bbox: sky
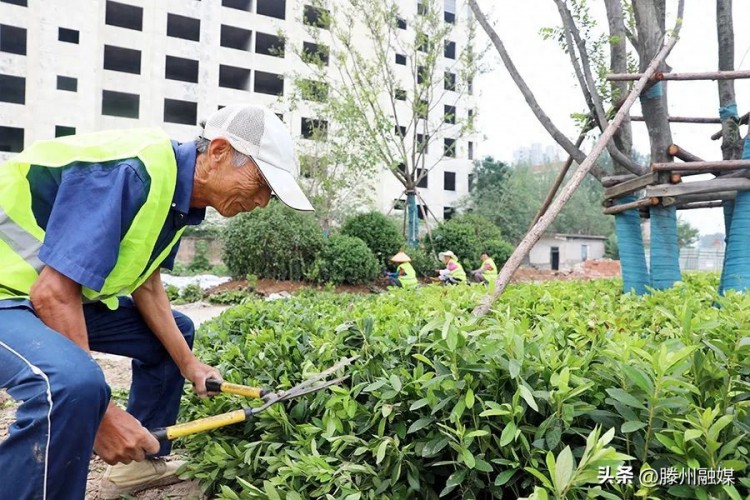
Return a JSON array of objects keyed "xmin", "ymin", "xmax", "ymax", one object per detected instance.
[{"xmin": 475, "ymin": 1, "xmax": 750, "ymax": 236}]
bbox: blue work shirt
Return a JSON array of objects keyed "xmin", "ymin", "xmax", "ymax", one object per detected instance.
[{"xmin": 0, "ymin": 139, "xmax": 205, "ymax": 310}]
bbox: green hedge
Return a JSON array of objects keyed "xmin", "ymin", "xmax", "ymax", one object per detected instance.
[
  {"xmin": 342, "ymin": 212, "xmax": 405, "ymax": 270},
  {"xmin": 310, "ymin": 234, "xmax": 380, "ymax": 285},
  {"xmin": 181, "ymin": 273, "xmax": 750, "ymax": 499},
  {"xmin": 221, "ymin": 201, "xmax": 324, "ymax": 281}
]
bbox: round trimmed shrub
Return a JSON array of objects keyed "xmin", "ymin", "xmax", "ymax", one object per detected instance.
[
  {"xmin": 311, "ymin": 234, "xmax": 380, "ymax": 285},
  {"xmin": 424, "ymin": 219, "xmax": 481, "ymax": 268},
  {"xmin": 341, "ymin": 212, "xmax": 405, "ymax": 269},
  {"xmin": 221, "ymin": 201, "xmax": 324, "ymax": 280},
  {"xmin": 483, "ymin": 239, "xmax": 514, "ymax": 267}
]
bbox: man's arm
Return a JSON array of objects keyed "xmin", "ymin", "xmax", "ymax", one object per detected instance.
[
  {"xmin": 29, "ymin": 266, "xmax": 160, "ymax": 465},
  {"xmin": 131, "ymin": 269, "xmax": 221, "ymax": 396}
]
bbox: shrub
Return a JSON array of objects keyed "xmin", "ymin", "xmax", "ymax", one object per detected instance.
[
  {"xmin": 424, "ymin": 219, "xmax": 481, "ymax": 269},
  {"xmin": 483, "ymin": 239, "xmax": 514, "ymax": 267},
  {"xmin": 183, "ymin": 273, "xmax": 750, "ymax": 499},
  {"xmin": 179, "ymin": 283, "xmax": 203, "ymax": 303},
  {"xmin": 409, "ymin": 246, "xmax": 439, "ymax": 278},
  {"xmin": 221, "ymin": 201, "xmax": 324, "ymax": 281},
  {"xmin": 341, "ymin": 212, "xmax": 405, "ymax": 269},
  {"xmin": 188, "ymin": 240, "xmax": 212, "ymax": 273},
  {"xmin": 164, "ymin": 284, "xmax": 180, "ymax": 301},
  {"xmin": 450, "ymin": 213, "xmax": 503, "ymax": 242},
  {"xmin": 425, "ymin": 215, "xmax": 511, "ymax": 269},
  {"xmin": 310, "ymin": 234, "xmax": 380, "ymax": 285}
]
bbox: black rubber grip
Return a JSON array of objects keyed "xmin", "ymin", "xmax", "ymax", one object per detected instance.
[
  {"xmin": 151, "ymin": 428, "xmax": 169, "ymax": 442},
  {"xmin": 205, "ymin": 378, "xmax": 223, "ymax": 392}
]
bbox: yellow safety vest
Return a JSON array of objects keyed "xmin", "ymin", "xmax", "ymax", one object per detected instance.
[
  {"xmin": 0, "ymin": 128, "xmax": 183, "ymax": 309},
  {"xmin": 483, "ymin": 257, "xmax": 498, "ymax": 281},
  {"xmin": 397, "ymin": 262, "xmax": 418, "ymax": 288},
  {"xmin": 448, "ymin": 258, "xmax": 466, "ymax": 281}
]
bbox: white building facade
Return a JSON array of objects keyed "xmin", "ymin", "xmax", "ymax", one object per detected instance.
[
  {"xmin": 529, "ymin": 234, "xmax": 607, "ymax": 271},
  {"xmin": 0, "ymin": 0, "xmax": 477, "ymax": 222}
]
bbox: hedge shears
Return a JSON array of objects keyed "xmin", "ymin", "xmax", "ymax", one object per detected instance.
[{"xmin": 151, "ymin": 357, "xmax": 354, "ymax": 442}]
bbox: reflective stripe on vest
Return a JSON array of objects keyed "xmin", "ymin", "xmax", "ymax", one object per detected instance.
[
  {"xmin": 0, "ymin": 128, "xmax": 178, "ymax": 309},
  {"xmin": 397, "ymin": 262, "xmax": 418, "ymax": 288},
  {"xmin": 449, "ymin": 259, "xmax": 466, "ymax": 281}
]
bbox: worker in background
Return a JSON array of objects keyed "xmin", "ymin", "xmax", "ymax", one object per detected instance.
[
  {"xmin": 471, "ymin": 252, "xmax": 498, "ymax": 284},
  {"xmin": 437, "ymin": 251, "xmax": 466, "ymax": 285},
  {"xmin": 388, "ymin": 251, "xmax": 419, "ymax": 289},
  {"xmin": 0, "ymin": 104, "xmax": 314, "ymax": 500}
]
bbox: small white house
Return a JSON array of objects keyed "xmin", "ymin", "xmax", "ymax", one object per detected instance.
[{"xmin": 529, "ymin": 233, "xmax": 607, "ymax": 271}]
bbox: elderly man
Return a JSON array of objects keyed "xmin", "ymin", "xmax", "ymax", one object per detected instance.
[{"xmin": 0, "ymin": 104, "xmax": 313, "ymax": 500}]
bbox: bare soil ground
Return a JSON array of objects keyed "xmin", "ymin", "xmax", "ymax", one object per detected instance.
[{"xmin": 0, "ymin": 261, "xmax": 621, "ymax": 498}]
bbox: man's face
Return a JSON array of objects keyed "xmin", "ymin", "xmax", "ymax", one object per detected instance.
[{"xmin": 210, "ymin": 144, "xmax": 272, "ymax": 217}]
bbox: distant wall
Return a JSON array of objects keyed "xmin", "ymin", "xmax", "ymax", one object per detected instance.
[{"xmin": 174, "ymin": 237, "xmax": 223, "ymax": 266}]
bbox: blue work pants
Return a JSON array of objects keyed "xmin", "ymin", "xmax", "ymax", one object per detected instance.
[{"xmin": 0, "ymin": 297, "xmax": 195, "ymax": 500}]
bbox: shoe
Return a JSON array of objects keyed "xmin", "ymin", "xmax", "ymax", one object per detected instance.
[{"xmin": 99, "ymin": 458, "xmax": 186, "ymax": 499}]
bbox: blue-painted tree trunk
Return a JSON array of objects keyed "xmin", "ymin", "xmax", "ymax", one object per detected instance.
[
  {"xmin": 614, "ymin": 195, "xmax": 650, "ymax": 294},
  {"xmin": 406, "ymin": 192, "xmax": 419, "ymax": 248},
  {"xmin": 649, "ymin": 205, "xmax": 682, "ymax": 290},
  {"xmin": 720, "ymin": 137, "xmax": 750, "ymax": 294}
]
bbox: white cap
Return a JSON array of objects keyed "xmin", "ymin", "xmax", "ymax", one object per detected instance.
[{"xmin": 202, "ymin": 104, "xmax": 314, "ymax": 212}]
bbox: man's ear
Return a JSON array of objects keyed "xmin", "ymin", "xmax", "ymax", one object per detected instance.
[{"xmin": 207, "ymin": 138, "xmax": 232, "ymax": 167}]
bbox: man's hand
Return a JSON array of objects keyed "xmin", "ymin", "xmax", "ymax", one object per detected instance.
[
  {"xmin": 94, "ymin": 403, "xmax": 160, "ymax": 465},
  {"xmin": 181, "ymin": 357, "xmax": 223, "ymax": 397}
]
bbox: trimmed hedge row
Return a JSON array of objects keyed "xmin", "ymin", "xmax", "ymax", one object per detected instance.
[{"xmin": 180, "ymin": 273, "xmax": 750, "ymax": 499}]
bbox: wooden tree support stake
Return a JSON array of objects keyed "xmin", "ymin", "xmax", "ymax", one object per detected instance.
[
  {"xmin": 667, "ymin": 144, "xmax": 705, "ymax": 162},
  {"xmin": 602, "ymin": 174, "xmax": 637, "ymax": 187},
  {"xmin": 603, "ymin": 197, "xmax": 660, "ymax": 215},
  {"xmin": 632, "ymin": 116, "xmax": 722, "ymax": 124},
  {"xmin": 471, "ymin": 35, "xmax": 679, "ymax": 317},
  {"xmin": 652, "ymin": 159, "xmax": 750, "ymax": 172},
  {"xmin": 646, "ymin": 177, "xmax": 750, "ymax": 197},
  {"xmin": 676, "ymin": 201, "xmax": 724, "ymax": 210},
  {"xmin": 604, "ymin": 172, "xmax": 657, "ymax": 200},
  {"xmin": 608, "ymin": 70, "xmax": 750, "ymax": 81},
  {"xmin": 662, "ymin": 191, "xmax": 737, "ymax": 206}
]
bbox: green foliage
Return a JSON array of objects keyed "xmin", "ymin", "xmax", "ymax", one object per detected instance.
[
  {"xmin": 678, "ymin": 218, "xmax": 700, "ymax": 249},
  {"xmin": 221, "ymin": 201, "xmax": 324, "ymax": 281},
  {"xmin": 424, "ymin": 219, "xmax": 480, "ymax": 268},
  {"xmin": 164, "ymin": 284, "xmax": 180, "ymax": 302},
  {"xmin": 469, "ymin": 162, "xmax": 614, "ymax": 244},
  {"xmin": 183, "ymin": 273, "xmax": 750, "ymax": 499},
  {"xmin": 409, "ymin": 246, "xmax": 439, "ymax": 278},
  {"xmin": 605, "ymin": 233, "xmax": 619, "ymax": 259},
  {"xmin": 341, "ymin": 212, "xmax": 405, "ymax": 270},
  {"xmin": 188, "ymin": 240, "xmax": 212, "ymax": 273},
  {"xmin": 207, "ymin": 290, "xmax": 253, "ymax": 305},
  {"xmin": 483, "ymin": 239, "xmax": 514, "ymax": 267},
  {"xmin": 179, "ymin": 283, "xmax": 203, "ymax": 303},
  {"xmin": 310, "ymin": 234, "xmax": 380, "ymax": 285},
  {"xmin": 424, "ymin": 214, "xmax": 510, "ymax": 270}
]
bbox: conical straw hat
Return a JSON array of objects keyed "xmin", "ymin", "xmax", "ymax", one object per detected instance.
[{"xmin": 390, "ymin": 251, "xmax": 412, "ymax": 263}]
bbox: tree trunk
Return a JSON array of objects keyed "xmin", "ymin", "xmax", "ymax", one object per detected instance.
[
  {"xmin": 632, "ymin": 0, "xmax": 681, "ymax": 290},
  {"xmin": 473, "ymin": 38, "xmax": 678, "ymax": 316},
  {"xmin": 716, "ymin": 0, "xmax": 748, "ymax": 294},
  {"xmin": 605, "ymin": 0, "xmax": 650, "ymax": 294},
  {"xmin": 406, "ymin": 191, "xmax": 419, "ymax": 247}
]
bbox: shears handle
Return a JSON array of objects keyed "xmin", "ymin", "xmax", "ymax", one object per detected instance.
[
  {"xmin": 205, "ymin": 378, "xmax": 272, "ymax": 399},
  {"xmin": 151, "ymin": 408, "xmax": 252, "ymax": 442}
]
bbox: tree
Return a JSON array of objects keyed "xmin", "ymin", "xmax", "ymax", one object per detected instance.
[
  {"xmin": 468, "ymin": 158, "xmax": 614, "ymax": 244},
  {"xmin": 466, "ymin": 0, "xmax": 685, "ymax": 312},
  {"xmin": 293, "ymin": 0, "xmax": 479, "ymax": 245},
  {"xmin": 677, "ymin": 218, "xmax": 699, "ymax": 249}
]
